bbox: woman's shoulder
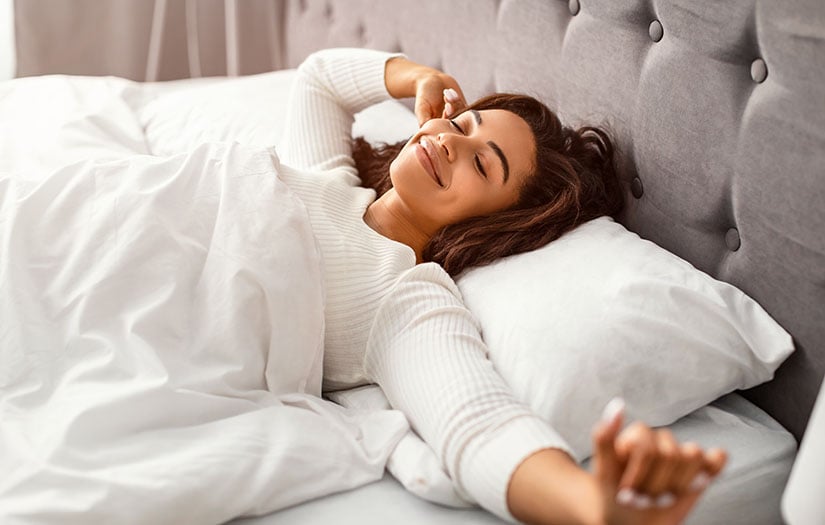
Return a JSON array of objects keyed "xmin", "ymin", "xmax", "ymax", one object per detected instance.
[
  {"xmin": 369, "ymin": 262, "xmax": 481, "ymax": 347},
  {"xmin": 393, "ymin": 263, "xmax": 464, "ymax": 302}
]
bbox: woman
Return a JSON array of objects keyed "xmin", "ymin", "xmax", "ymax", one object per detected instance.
[{"xmin": 276, "ymin": 47, "xmax": 726, "ymax": 525}]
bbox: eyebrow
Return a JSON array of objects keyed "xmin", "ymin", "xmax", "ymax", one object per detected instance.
[{"xmin": 470, "ymin": 109, "xmax": 510, "ymax": 183}]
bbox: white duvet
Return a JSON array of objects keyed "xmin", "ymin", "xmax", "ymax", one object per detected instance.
[{"xmin": 0, "ymin": 76, "xmax": 408, "ymax": 524}]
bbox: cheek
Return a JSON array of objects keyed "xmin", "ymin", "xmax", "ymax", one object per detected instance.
[
  {"xmin": 389, "ymin": 151, "xmax": 430, "ymax": 198},
  {"xmin": 436, "ymin": 183, "xmax": 486, "ymax": 223},
  {"xmin": 388, "ymin": 151, "xmax": 413, "ymax": 186},
  {"xmin": 450, "ymin": 180, "xmax": 519, "ymax": 218},
  {"xmin": 389, "ymin": 153, "xmax": 413, "ymax": 187},
  {"xmin": 388, "ymin": 156, "xmax": 400, "ymax": 184}
]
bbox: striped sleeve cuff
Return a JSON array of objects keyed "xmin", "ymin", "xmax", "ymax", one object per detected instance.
[{"xmin": 459, "ymin": 415, "xmax": 574, "ymax": 523}]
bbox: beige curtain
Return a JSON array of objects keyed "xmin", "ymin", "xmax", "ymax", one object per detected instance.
[{"xmin": 14, "ymin": 0, "xmax": 285, "ymax": 80}]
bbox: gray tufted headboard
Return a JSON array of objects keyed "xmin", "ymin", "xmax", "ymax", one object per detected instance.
[
  {"xmin": 280, "ymin": 0, "xmax": 825, "ymax": 441},
  {"xmin": 12, "ymin": 0, "xmax": 825, "ymax": 441}
]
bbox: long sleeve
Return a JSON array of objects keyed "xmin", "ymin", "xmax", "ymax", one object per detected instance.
[
  {"xmin": 365, "ymin": 263, "xmax": 574, "ymax": 523},
  {"xmin": 277, "ymin": 48, "xmax": 403, "ymax": 173}
]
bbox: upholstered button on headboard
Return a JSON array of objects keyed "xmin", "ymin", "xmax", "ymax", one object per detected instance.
[{"xmin": 281, "ymin": 0, "xmax": 825, "ymax": 440}]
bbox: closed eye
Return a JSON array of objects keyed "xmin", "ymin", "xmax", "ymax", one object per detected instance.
[
  {"xmin": 451, "ymin": 119, "xmax": 487, "ymax": 178},
  {"xmin": 475, "ymin": 156, "xmax": 487, "ymax": 178},
  {"xmin": 450, "ymin": 119, "xmax": 465, "ymax": 135}
]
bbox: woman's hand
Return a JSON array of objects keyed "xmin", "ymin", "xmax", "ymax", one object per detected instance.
[
  {"xmin": 592, "ymin": 399, "xmax": 727, "ymax": 525},
  {"xmin": 384, "ymin": 56, "xmax": 468, "ymax": 125},
  {"xmin": 413, "ymin": 75, "xmax": 468, "ymax": 124}
]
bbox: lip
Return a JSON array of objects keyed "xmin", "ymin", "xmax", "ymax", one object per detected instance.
[{"xmin": 415, "ymin": 137, "xmax": 444, "ymax": 187}]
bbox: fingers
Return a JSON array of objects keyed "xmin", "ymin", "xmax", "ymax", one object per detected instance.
[
  {"xmin": 641, "ymin": 430, "xmax": 680, "ymax": 496},
  {"xmin": 704, "ymin": 448, "xmax": 727, "ymax": 476},
  {"xmin": 612, "ymin": 422, "xmax": 727, "ymax": 511},
  {"xmin": 442, "ymin": 87, "xmax": 466, "ymax": 118},
  {"xmin": 593, "ymin": 408, "xmax": 728, "ymax": 525},
  {"xmin": 659, "ymin": 449, "xmax": 727, "ymax": 524},
  {"xmin": 592, "ymin": 398, "xmax": 626, "ymax": 488},
  {"xmin": 415, "ymin": 88, "xmax": 464, "ymax": 125},
  {"xmin": 670, "ymin": 442, "xmax": 705, "ymax": 493},
  {"xmin": 615, "ymin": 422, "xmax": 658, "ymax": 505},
  {"xmin": 673, "ymin": 446, "xmax": 726, "ymax": 494},
  {"xmin": 412, "ymin": 72, "xmax": 467, "ymax": 125},
  {"xmin": 412, "ymin": 72, "xmax": 467, "ymax": 124},
  {"xmin": 415, "ymin": 99, "xmax": 437, "ymax": 126},
  {"xmin": 691, "ymin": 448, "xmax": 726, "ymax": 492}
]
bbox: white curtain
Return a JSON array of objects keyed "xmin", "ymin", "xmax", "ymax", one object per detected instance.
[
  {"xmin": 0, "ymin": 0, "xmax": 15, "ymax": 79},
  {"xmin": 14, "ymin": 0, "xmax": 285, "ymax": 81}
]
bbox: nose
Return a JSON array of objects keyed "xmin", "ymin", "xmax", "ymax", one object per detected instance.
[{"xmin": 436, "ymin": 131, "xmax": 456, "ymax": 160}]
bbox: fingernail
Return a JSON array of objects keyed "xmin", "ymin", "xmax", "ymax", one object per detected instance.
[
  {"xmin": 689, "ymin": 472, "xmax": 711, "ymax": 492},
  {"xmin": 656, "ymin": 492, "xmax": 676, "ymax": 508},
  {"xmin": 444, "ymin": 102, "xmax": 453, "ymax": 116},
  {"xmin": 601, "ymin": 397, "xmax": 625, "ymax": 424},
  {"xmin": 616, "ymin": 488, "xmax": 635, "ymax": 506},
  {"xmin": 444, "ymin": 88, "xmax": 459, "ymax": 102},
  {"xmin": 632, "ymin": 494, "xmax": 653, "ymax": 509}
]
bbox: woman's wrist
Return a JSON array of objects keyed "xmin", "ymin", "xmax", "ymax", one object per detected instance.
[
  {"xmin": 383, "ymin": 56, "xmax": 438, "ymax": 99},
  {"xmin": 507, "ymin": 448, "xmax": 604, "ymax": 525},
  {"xmin": 384, "ymin": 55, "xmax": 466, "ymax": 125}
]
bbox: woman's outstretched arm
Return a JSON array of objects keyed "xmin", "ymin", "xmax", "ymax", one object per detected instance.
[
  {"xmin": 509, "ymin": 400, "xmax": 727, "ymax": 525},
  {"xmin": 365, "ymin": 262, "xmax": 585, "ymax": 522},
  {"xmin": 365, "ymin": 263, "xmax": 725, "ymax": 524}
]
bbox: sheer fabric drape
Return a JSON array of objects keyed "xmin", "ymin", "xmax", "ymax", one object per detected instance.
[{"xmin": 14, "ymin": 0, "xmax": 285, "ymax": 80}]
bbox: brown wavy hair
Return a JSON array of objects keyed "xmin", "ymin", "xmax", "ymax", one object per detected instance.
[{"xmin": 353, "ymin": 93, "xmax": 625, "ymax": 277}]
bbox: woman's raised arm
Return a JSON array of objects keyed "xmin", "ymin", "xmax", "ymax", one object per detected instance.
[
  {"xmin": 383, "ymin": 56, "xmax": 466, "ymax": 125},
  {"xmin": 277, "ymin": 48, "xmax": 466, "ymax": 173},
  {"xmin": 278, "ymin": 48, "xmax": 401, "ymax": 171}
]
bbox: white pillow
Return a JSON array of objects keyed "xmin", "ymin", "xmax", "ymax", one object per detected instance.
[
  {"xmin": 138, "ymin": 70, "xmax": 296, "ymax": 155},
  {"xmin": 136, "ymin": 70, "xmax": 417, "ymax": 156},
  {"xmin": 456, "ymin": 216, "xmax": 794, "ymax": 461}
]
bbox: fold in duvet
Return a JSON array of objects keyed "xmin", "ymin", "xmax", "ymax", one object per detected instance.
[{"xmin": 0, "ymin": 141, "xmax": 407, "ymax": 524}]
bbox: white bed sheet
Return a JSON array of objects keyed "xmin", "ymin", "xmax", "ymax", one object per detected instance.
[{"xmin": 236, "ymin": 393, "xmax": 795, "ymax": 525}]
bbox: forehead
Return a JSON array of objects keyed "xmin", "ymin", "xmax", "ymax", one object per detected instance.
[{"xmin": 472, "ymin": 109, "xmax": 535, "ymax": 181}]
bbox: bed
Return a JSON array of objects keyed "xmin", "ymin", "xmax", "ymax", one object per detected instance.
[{"xmin": 3, "ymin": 0, "xmax": 824, "ymax": 524}]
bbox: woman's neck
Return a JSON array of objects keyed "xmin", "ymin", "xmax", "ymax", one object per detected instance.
[{"xmin": 363, "ymin": 190, "xmax": 430, "ymax": 263}]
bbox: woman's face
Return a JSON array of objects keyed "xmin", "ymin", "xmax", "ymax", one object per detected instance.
[{"xmin": 389, "ymin": 109, "xmax": 535, "ymax": 233}]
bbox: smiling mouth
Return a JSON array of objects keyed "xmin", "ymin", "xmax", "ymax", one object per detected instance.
[{"xmin": 416, "ymin": 137, "xmax": 443, "ymax": 187}]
